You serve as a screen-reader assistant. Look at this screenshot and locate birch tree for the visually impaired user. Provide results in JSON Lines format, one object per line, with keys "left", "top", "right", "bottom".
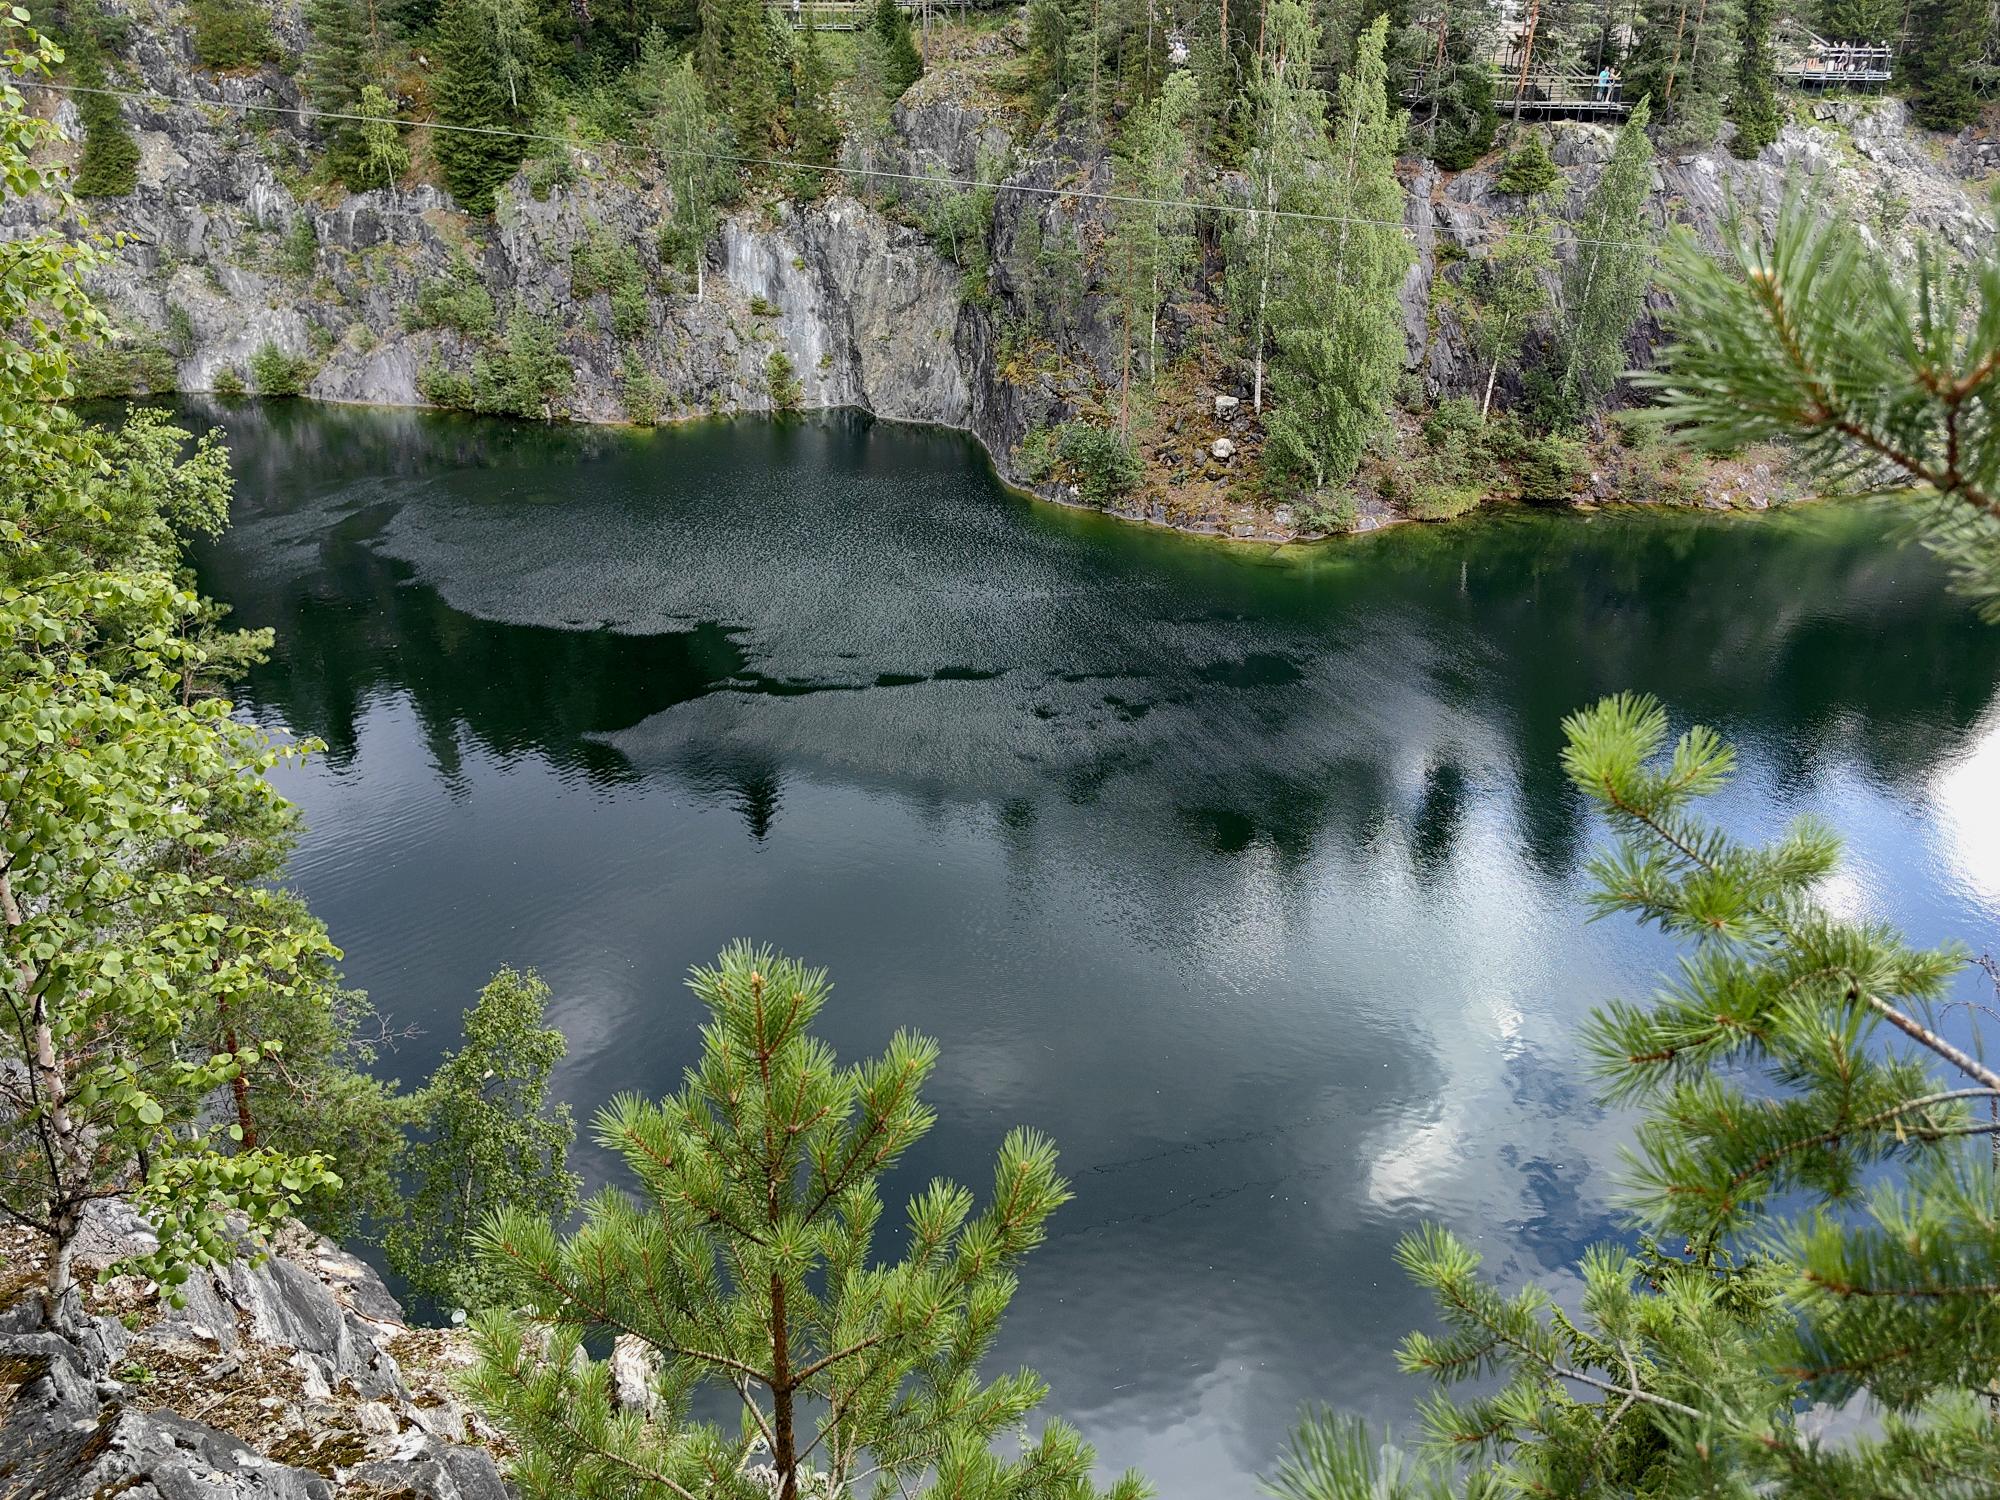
{"left": 1265, "top": 13, "right": 1413, "bottom": 487}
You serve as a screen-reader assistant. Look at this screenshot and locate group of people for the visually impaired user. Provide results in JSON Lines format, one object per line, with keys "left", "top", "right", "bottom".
{"left": 1592, "top": 65, "right": 1623, "bottom": 101}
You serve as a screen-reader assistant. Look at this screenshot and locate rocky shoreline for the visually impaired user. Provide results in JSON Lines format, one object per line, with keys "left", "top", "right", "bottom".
{"left": 6, "top": 0, "right": 1996, "bottom": 541}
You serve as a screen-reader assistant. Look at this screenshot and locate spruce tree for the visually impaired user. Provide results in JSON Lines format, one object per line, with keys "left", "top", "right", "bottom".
{"left": 431, "top": 0, "right": 526, "bottom": 214}
{"left": 1265, "top": 13, "right": 1413, "bottom": 488}
{"left": 68, "top": 29, "right": 139, "bottom": 198}
{"left": 1818, "top": 0, "right": 1899, "bottom": 39}
{"left": 696, "top": 0, "right": 781, "bottom": 150}
{"left": 1554, "top": 97, "right": 1654, "bottom": 424}
{"left": 304, "top": 0, "right": 379, "bottom": 187}
{"left": 466, "top": 944, "right": 1151, "bottom": 1500}
{"left": 1728, "top": 0, "right": 1780, "bottom": 158}
{"left": 787, "top": 14, "right": 843, "bottom": 178}
{"left": 1903, "top": 0, "right": 1990, "bottom": 132}
{"left": 871, "top": 0, "right": 923, "bottom": 99}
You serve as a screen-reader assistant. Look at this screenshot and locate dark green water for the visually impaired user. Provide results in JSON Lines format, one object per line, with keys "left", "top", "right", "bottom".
{"left": 191, "top": 399, "right": 2000, "bottom": 1495}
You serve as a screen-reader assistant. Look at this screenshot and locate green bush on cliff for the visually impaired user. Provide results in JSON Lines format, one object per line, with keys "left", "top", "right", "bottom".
{"left": 69, "top": 30, "right": 139, "bottom": 198}
{"left": 405, "top": 254, "right": 497, "bottom": 336}
{"left": 250, "top": 342, "right": 314, "bottom": 397}
{"left": 765, "top": 348, "right": 803, "bottom": 409}
{"left": 189, "top": 0, "right": 275, "bottom": 70}
{"left": 1055, "top": 422, "right": 1141, "bottom": 503}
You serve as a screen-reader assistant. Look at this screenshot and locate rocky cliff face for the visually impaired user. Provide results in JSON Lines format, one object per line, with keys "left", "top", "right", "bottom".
{"left": 7, "top": 0, "right": 1996, "bottom": 534}
{"left": 0, "top": 1208, "right": 505, "bottom": 1499}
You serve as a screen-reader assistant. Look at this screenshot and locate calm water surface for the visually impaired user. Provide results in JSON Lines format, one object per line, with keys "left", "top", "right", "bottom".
{"left": 190, "top": 400, "right": 2000, "bottom": 1496}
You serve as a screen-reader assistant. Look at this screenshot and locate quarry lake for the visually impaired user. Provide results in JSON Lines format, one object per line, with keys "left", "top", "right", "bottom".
{"left": 190, "top": 399, "right": 2000, "bottom": 1496}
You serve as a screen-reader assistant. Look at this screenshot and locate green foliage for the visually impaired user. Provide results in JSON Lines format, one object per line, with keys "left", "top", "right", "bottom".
{"left": 1107, "top": 69, "right": 1197, "bottom": 383}
{"left": 1554, "top": 98, "right": 1654, "bottom": 424}
{"left": 1265, "top": 15, "right": 1413, "bottom": 489}
{"left": 277, "top": 215, "right": 318, "bottom": 276}
{"left": 696, "top": 0, "right": 781, "bottom": 150}
{"left": 249, "top": 341, "right": 314, "bottom": 396}
{"left": 303, "top": 0, "right": 407, "bottom": 189}
{"left": 212, "top": 364, "right": 247, "bottom": 397}
{"left": 765, "top": 347, "right": 802, "bottom": 408}
{"left": 432, "top": 0, "right": 528, "bottom": 214}
{"left": 357, "top": 84, "right": 409, "bottom": 188}
{"left": 1511, "top": 428, "right": 1586, "bottom": 501}
{"left": 1288, "top": 681, "right": 2000, "bottom": 1495}
{"left": 871, "top": 0, "right": 923, "bottom": 99}
{"left": 619, "top": 353, "right": 668, "bottom": 424}
{"left": 1054, "top": 420, "right": 1141, "bottom": 501}
{"left": 385, "top": 968, "right": 577, "bottom": 1310}
{"left": 1626, "top": 0, "right": 1741, "bottom": 140}
{"left": 1729, "top": 0, "right": 1782, "bottom": 158}
{"left": 0, "top": 43, "right": 342, "bottom": 1312}
{"left": 1467, "top": 204, "right": 1555, "bottom": 420}
{"left": 189, "top": 0, "right": 275, "bottom": 70}
{"left": 68, "top": 30, "right": 138, "bottom": 198}
{"left": 1493, "top": 129, "right": 1559, "bottom": 196}
{"left": 477, "top": 308, "right": 575, "bottom": 418}
{"left": 1903, "top": 0, "right": 1991, "bottom": 131}
{"left": 466, "top": 944, "right": 1150, "bottom": 1500}
{"left": 1819, "top": 0, "right": 1901, "bottom": 39}
{"left": 631, "top": 38, "right": 734, "bottom": 301}
{"left": 1643, "top": 191, "right": 2000, "bottom": 614}
{"left": 406, "top": 252, "right": 498, "bottom": 335}
{"left": 571, "top": 223, "right": 650, "bottom": 341}
{"left": 785, "top": 15, "right": 843, "bottom": 183}
{"left": 71, "top": 335, "right": 178, "bottom": 397}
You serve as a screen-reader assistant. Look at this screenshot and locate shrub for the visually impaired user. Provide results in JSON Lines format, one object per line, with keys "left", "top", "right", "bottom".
{"left": 405, "top": 254, "right": 496, "bottom": 336}
{"left": 212, "top": 365, "right": 247, "bottom": 397}
{"left": 748, "top": 293, "right": 781, "bottom": 318}
{"left": 1514, "top": 430, "right": 1588, "bottom": 502}
{"left": 474, "top": 309, "right": 574, "bottom": 420}
{"left": 418, "top": 359, "right": 477, "bottom": 409}
{"left": 1421, "top": 395, "right": 1484, "bottom": 451}
{"left": 765, "top": 349, "right": 802, "bottom": 410}
{"left": 276, "top": 216, "right": 317, "bottom": 277}
{"left": 70, "top": 337, "right": 178, "bottom": 398}
{"left": 249, "top": 342, "right": 313, "bottom": 397}
{"left": 189, "top": 0, "right": 274, "bottom": 69}
{"left": 1495, "top": 129, "right": 1561, "bottom": 196}
{"left": 1055, "top": 422, "right": 1141, "bottom": 503}
{"left": 1015, "top": 425, "right": 1057, "bottom": 483}
{"left": 619, "top": 356, "right": 668, "bottom": 426}
{"left": 165, "top": 302, "right": 196, "bottom": 357}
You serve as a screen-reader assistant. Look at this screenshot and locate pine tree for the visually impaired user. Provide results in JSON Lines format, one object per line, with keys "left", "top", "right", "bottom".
{"left": 1494, "top": 127, "right": 1560, "bottom": 194}
{"left": 1276, "top": 186, "right": 2000, "bottom": 1500}
{"left": 1265, "top": 13, "right": 1413, "bottom": 488}
{"left": 1397, "top": 0, "right": 1498, "bottom": 169}
{"left": 467, "top": 944, "right": 1151, "bottom": 1500}
{"left": 1107, "top": 68, "right": 1198, "bottom": 396}
{"left": 1641, "top": 191, "right": 2000, "bottom": 614}
{"left": 1728, "top": 0, "right": 1780, "bottom": 159}
{"left": 385, "top": 968, "right": 578, "bottom": 1310}
{"left": 1903, "top": 0, "right": 1990, "bottom": 132}
{"left": 431, "top": 0, "right": 526, "bottom": 214}
{"left": 1818, "top": 0, "right": 1899, "bottom": 40}
{"left": 871, "top": 0, "right": 923, "bottom": 99}
{"left": 1554, "top": 96, "right": 1653, "bottom": 423}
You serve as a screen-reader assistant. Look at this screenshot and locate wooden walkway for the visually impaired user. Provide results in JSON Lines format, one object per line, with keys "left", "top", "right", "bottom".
{"left": 1404, "top": 66, "right": 1633, "bottom": 122}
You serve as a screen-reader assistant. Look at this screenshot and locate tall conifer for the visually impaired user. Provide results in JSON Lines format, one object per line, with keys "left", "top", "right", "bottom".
{"left": 431, "top": 0, "right": 525, "bottom": 214}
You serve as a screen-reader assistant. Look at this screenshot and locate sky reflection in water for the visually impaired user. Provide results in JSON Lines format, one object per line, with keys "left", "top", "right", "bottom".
{"left": 189, "top": 401, "right": 2000, "bottom": 1497}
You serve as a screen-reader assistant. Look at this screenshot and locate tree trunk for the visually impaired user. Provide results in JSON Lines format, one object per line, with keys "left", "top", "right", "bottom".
{"left": 1483, "top": 356, "right": 1500, "bottom": 420}
{"left": 224, "top": 1023, "right": 259, "bottom": 1150}
{"left": 771, "top": 1272, "right": 797, "bottom": 1499}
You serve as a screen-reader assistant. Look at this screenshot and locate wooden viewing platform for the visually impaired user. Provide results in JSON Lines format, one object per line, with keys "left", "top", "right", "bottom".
{"left": 1404, "top": 65, "right": 1633, "bottom": 121}
{"left": 1780, "top": 40, "right": 1894, "bottom": 86}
